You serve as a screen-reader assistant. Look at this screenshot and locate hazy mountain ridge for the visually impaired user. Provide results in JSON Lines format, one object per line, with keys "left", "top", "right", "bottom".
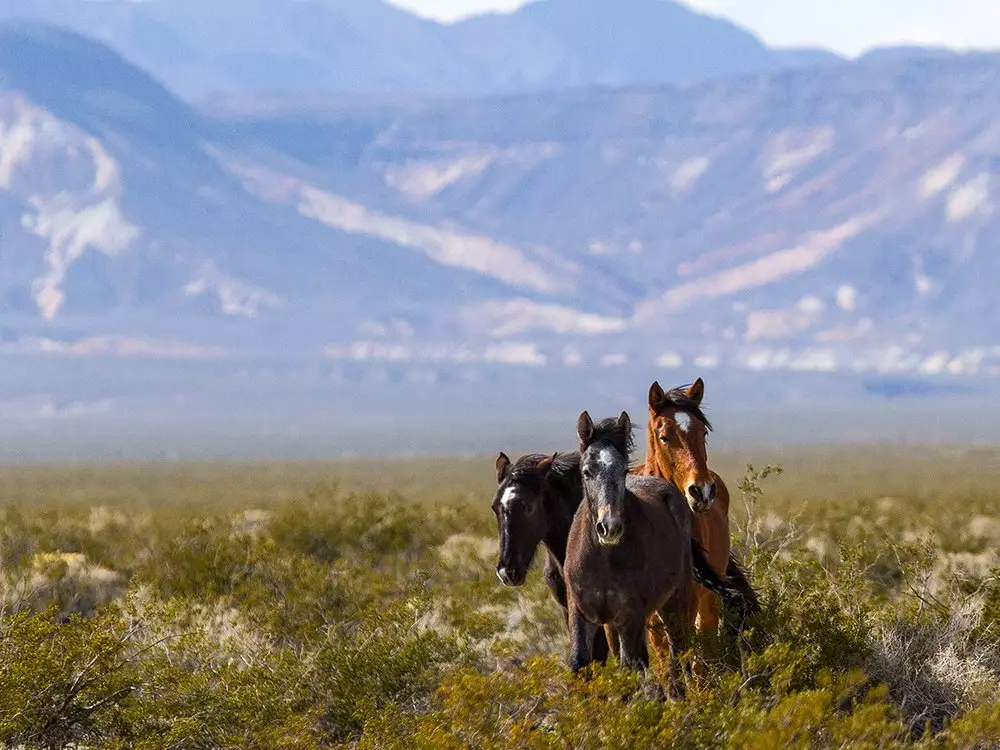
{"left": 0, "top": 0, "right": 842, "bottom": 99}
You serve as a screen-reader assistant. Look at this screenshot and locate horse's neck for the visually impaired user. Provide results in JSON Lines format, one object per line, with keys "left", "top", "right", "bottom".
{"left": 542, "top": 462, "right": 582, "bottom": 564}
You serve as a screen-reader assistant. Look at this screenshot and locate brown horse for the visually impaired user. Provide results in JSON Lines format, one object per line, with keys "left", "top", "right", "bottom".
{"left": 564, "top": 411, "right": 752, "bottom": 688}
{"left": 641, "top": 378, "right": 757, "bottom": 634}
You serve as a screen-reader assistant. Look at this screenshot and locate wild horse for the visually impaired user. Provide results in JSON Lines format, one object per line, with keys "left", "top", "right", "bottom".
{"left": 492, "top": 450, "right": 613, "bottom": 662}
{"left": 561, "top": 411, "right": 754, "bottom": 688}
{"left": 492, "top": 445, "right": 751, "bottom": 670}
{"left": 640, "top": 379, "right": 759, "bottom": 635}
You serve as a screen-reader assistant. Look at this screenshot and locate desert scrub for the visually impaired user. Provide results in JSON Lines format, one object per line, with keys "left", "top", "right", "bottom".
{"left": 359, "top": 654, "right": 912, "bottom": 749}
{"left": 0, "top": 454, "right": 999, "bottom": 746}
{"left": 2, "top": 551, "right": 126, "bottom": 620}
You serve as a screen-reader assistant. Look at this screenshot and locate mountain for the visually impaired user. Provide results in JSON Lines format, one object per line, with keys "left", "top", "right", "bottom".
{"left": 0, "top": 22, "right": 526, "bottom": 355}
{"left": 214, "top": 53, "right": 1000, "bottom": 393}
{"left": 3, "top": 24, "right": 1000, "bottom": 453}
{"left": 442, "top": 0, "right": 839, "bottom": 92}
{"left": 859, "top": 46, "right": 962, "bottom": 64}
{"left": 0, "top": 0, "right": 841, "bottom": 99}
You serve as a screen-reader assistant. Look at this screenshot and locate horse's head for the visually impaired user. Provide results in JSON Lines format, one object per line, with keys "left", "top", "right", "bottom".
{"left": 491, "top": 451, "right": 556, "bottom": 586}
{"left": 577, "top": 410, "right": 633, "bottom": 547}
{"left": 647, "top": 378, "right": 716, "bottom": 513}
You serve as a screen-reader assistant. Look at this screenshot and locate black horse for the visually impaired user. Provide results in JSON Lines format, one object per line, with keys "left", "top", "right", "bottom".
{"left": 493, "top": 449, "right": 614, "bottom": 662}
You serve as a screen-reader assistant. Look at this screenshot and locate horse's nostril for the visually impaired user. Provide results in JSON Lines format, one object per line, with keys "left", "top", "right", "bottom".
{"left": 688, "top": 484, "right": 703, "bottom": 502}
{"left": 596, "top": 521, "right": 609, "bottom": 537}
{"left": 707, "top": 483, "right": 717, "bottom": 501}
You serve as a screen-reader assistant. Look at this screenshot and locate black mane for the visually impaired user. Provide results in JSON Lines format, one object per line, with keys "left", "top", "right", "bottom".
{"left": 589, "top": 417, "right": 636, "bottom": 459}
{"left": 510, "top": 451, "right": 580, "bottom": 480}
{"left": 660, "top": 385, "right": 713, "bottom": 432}
{"left": 505, "top": 451, "right": 582, "bottom": 563}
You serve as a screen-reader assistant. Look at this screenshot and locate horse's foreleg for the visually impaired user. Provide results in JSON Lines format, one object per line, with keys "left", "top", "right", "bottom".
{"left": 568, "top": 604, "right": 598, "bottom": 673}
{"left": 648, "top": 612, "right": 671, "bottom": 663}
{"left": 595, "top": 625, "right": 614, "bottom": 663}
{"left": 543, "top": 553, "right": 567, "bottom": 608}
{"left": 550, "top": 557, "right": 611, "bottom": 664}
{"left": 694, "top": 583, "right": 721, "bottom": 632}
{"left": 659, "top": 592, "right": 697, "bottom": 698}
{"left": 616, "top": 617, "right": 650, "bottom": 673}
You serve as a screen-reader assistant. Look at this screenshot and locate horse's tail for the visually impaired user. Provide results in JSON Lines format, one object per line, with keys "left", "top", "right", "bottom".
{"left": 724, "top": 552, "right": 760, "bottom": 613}
{"left": 690, "top": 540, "right": 761, "bottom": 621}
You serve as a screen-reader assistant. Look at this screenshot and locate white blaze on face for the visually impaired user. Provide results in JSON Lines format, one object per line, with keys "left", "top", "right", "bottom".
{"left": 593, "top": 447, "right": 626, "bottom": 512}
{"left": 675, "top": 411, "right": 692, "bottom": 434}
{"left": 597, "top": 448, "right": 618, "bottom": 468}
{"left": 500, "top": 486, "right": 518, "bottom": 511}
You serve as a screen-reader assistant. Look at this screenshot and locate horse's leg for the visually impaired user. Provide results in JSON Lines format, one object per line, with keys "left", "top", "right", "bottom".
{"left": 648, "top": 611, "right": 671, "bottom": 665}
{"left": 658, "top": 588, "right": 697, "bottom": 699}
{"left": 593, "top": 626, "right": 612, "bottom": 663}
{"left": 597, "top": 624, "right": 616, "bottom": 661}
{"left": 694, "top": 583, "right": 721, "bottom": 632}
{"left": 542, "top": 553, "right": 567, "bottom": 608}
{"left": 568, "top": 603, "right": 598, "bottom": 673}
{"left": 546, "top": 554, "right": 611, "bottom": 663}
{"left": 616, "top": 617, "right": 650, "bottom": 673}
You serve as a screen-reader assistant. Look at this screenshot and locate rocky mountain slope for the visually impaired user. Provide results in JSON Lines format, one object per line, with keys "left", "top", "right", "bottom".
{"left": 220, "top": 55, "right": 1000, "bottom": 382}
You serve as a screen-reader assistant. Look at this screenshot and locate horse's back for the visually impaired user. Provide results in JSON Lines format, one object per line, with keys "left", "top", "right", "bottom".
{"left": 626, "top": 475, "right": 691, "bottom": 541}
{"left": 623, "top": 477, "right": 693, "bottom": 615}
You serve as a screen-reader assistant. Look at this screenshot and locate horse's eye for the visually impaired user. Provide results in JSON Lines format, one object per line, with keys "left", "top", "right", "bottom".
{"left": 582, "top": 468, "right": 593, "bottom": 480}
{"left": 659, "top": 434, "right": 670, "bottom": 444}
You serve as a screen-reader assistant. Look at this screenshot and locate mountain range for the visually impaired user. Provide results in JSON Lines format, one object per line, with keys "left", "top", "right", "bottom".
{"left": 0, "top": 0, "right": 843, "bottom": 99}
{"left": 0, "top": 13, "right": 998, "bottom": 454}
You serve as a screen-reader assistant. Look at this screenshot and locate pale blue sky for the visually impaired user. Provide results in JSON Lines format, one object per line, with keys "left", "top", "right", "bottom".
{"left": 388, "top": 0, "right": 1000, "bottom": 57}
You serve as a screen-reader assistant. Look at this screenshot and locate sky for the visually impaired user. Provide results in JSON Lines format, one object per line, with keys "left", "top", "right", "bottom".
{"left": 387, "top": 0, "right": 1000, "bottom": 57}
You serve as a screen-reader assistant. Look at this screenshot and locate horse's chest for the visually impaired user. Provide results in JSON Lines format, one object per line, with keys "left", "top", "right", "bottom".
{"left": 569, "top": 562, "right": 639, "bottom": 624}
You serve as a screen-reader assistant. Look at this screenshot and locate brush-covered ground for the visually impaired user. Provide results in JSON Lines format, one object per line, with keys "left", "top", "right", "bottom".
{"left": 2, "top": 448, "right": 1000, "bottom": 748}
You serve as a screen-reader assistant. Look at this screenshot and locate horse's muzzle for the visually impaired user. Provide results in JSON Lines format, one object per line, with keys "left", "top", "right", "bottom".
{"left": 496, "top": 565, "right": 526, "bottom": 586}
{"left": 687, "top": 481, "right": 717, "bottom": 513}
{"left": 596, "top": 517, "right": 625, "bottom": 546}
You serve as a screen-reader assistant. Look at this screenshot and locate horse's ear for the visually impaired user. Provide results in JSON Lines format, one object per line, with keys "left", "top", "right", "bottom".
{"left": 577, "top": 411, "right": 594, "bottom": 446}
{"left": 617, "top": 411, "right": 631, "bottom": 435}
{"left": 537, "top": 453, "right": 557, "bottom": 474}
{"left": 496, "top": 452, "right": 511, "bottom": 483}
{"left": 687, "top": 378, "right": 705, "bottom": 406}
{"left": 648, "top": 381, "right": 667, "bottom": 411}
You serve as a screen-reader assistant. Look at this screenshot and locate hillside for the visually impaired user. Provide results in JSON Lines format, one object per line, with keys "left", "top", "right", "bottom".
{"left": 223, "top": 55, "right": 1000, "bottom": 382}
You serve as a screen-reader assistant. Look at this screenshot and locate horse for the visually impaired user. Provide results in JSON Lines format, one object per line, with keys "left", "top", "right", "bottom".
{"left": 492, "top": 449, "right": 613, "bottom": 663}
{"left": 640, "top": 378, "right": 759, "bottom": 635}
{"left": 563, "top": 410, "right": 753, "bottom": 688}
{"left": 491, "top": 446, "right": 751, "bottom": 672}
